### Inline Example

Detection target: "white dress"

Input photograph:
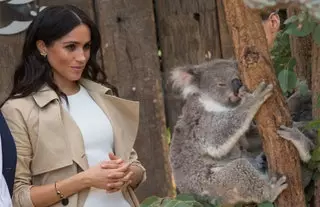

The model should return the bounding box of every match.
[62,85,130,207]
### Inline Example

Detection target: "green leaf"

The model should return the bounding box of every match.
[258,202,274,207]
[175,194,196,202]
[284,15,298,25]
[277,70,297,93]
[286,57,296,71]
[285,20,316,37]
[297,80,309,96]
[163,200,188,207]
[140,196,162,207]
[312,148,320,162]
[305,120,320,130]
[312,24,320,45]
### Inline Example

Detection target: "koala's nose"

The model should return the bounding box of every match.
[231,78,242,95]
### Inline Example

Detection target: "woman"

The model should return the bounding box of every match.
[1,5,146,207]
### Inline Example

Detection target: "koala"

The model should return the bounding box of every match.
[277,125,315,163]
[246,90,316,187]
[169,59,287,205]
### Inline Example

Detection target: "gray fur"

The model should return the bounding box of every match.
[169,59,287,205]
[247,90,316,187]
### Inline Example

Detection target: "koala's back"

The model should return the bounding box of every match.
[170,96,203,170]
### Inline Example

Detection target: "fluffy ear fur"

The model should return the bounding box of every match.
[170,66,200,99]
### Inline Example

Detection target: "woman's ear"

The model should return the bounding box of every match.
[36,40,47,57]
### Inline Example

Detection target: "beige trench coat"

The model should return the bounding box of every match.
[1,79,146,207]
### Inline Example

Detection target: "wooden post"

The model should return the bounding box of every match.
[222,1,306,206]
[94,0,174,200]
[155,0,222,132]
[216,0,234,58]
[312,42,320,207]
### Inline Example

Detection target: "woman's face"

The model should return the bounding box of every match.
[39,24,91,85]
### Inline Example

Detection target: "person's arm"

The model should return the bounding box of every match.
[0,134,13,207]
[1,103,130,207]
[127,149,146,189]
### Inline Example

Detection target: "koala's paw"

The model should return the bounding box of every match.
[253,81,267,95]
[253,81,273,101]
[277,125,301,141]
[268,176,288,202]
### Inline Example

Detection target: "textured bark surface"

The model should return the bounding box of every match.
[94,0,173,200]
[287,7,312,88]
[216,0,234,58]
[155,0,222,132]
[312,43,320,207]
[222,1,305,206]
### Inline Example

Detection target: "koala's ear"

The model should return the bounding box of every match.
[170,66,200,98]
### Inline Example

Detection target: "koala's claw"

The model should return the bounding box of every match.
[253,82,273,101]
[277,125,299,141]
[269,176,288,202]
[276,176,287,186]
[269,176,278,185]
[253,81,267,95]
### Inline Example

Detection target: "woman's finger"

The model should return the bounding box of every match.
[121,171,133,182]
[106,181,124,189]
[108,153,124,164]
[100,162,121,169]
[107,171,126,179]
[115,163,130,172]
[105,187,121,193]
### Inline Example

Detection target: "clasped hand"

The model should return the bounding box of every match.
[84,153,133,193]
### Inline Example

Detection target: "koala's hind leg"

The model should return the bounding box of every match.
[209,158,287,205]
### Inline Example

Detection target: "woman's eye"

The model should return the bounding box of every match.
[84,44,91,50]
[218,83,227,87]
[65,44,76,51]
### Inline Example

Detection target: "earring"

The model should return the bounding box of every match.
[40,52,47,57]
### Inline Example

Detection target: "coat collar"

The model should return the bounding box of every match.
[32,79,112,108]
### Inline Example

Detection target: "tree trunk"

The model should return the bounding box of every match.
[222,1,305,206]
[312,42,320,207]
[287,7,312,88]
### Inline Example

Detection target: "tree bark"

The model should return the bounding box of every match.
[222,1,305,206]
[287,7,312,88]
[312,42,320,207]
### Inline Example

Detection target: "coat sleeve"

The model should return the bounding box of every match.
[128,148,146,189]
[1,103,35,207]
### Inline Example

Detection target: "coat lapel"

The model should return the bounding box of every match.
[87,92,139,160]
[80,79,140,161]
[61,108,89,171]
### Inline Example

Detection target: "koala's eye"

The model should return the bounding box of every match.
[218,83,227,87]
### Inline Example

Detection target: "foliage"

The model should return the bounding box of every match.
[140,194,275,207]
[243,0,320,21]
[270,9,320,96]
[270,28,301,96]
[284,10,320,45]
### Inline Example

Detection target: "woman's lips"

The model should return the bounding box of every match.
[71,66,84,70]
